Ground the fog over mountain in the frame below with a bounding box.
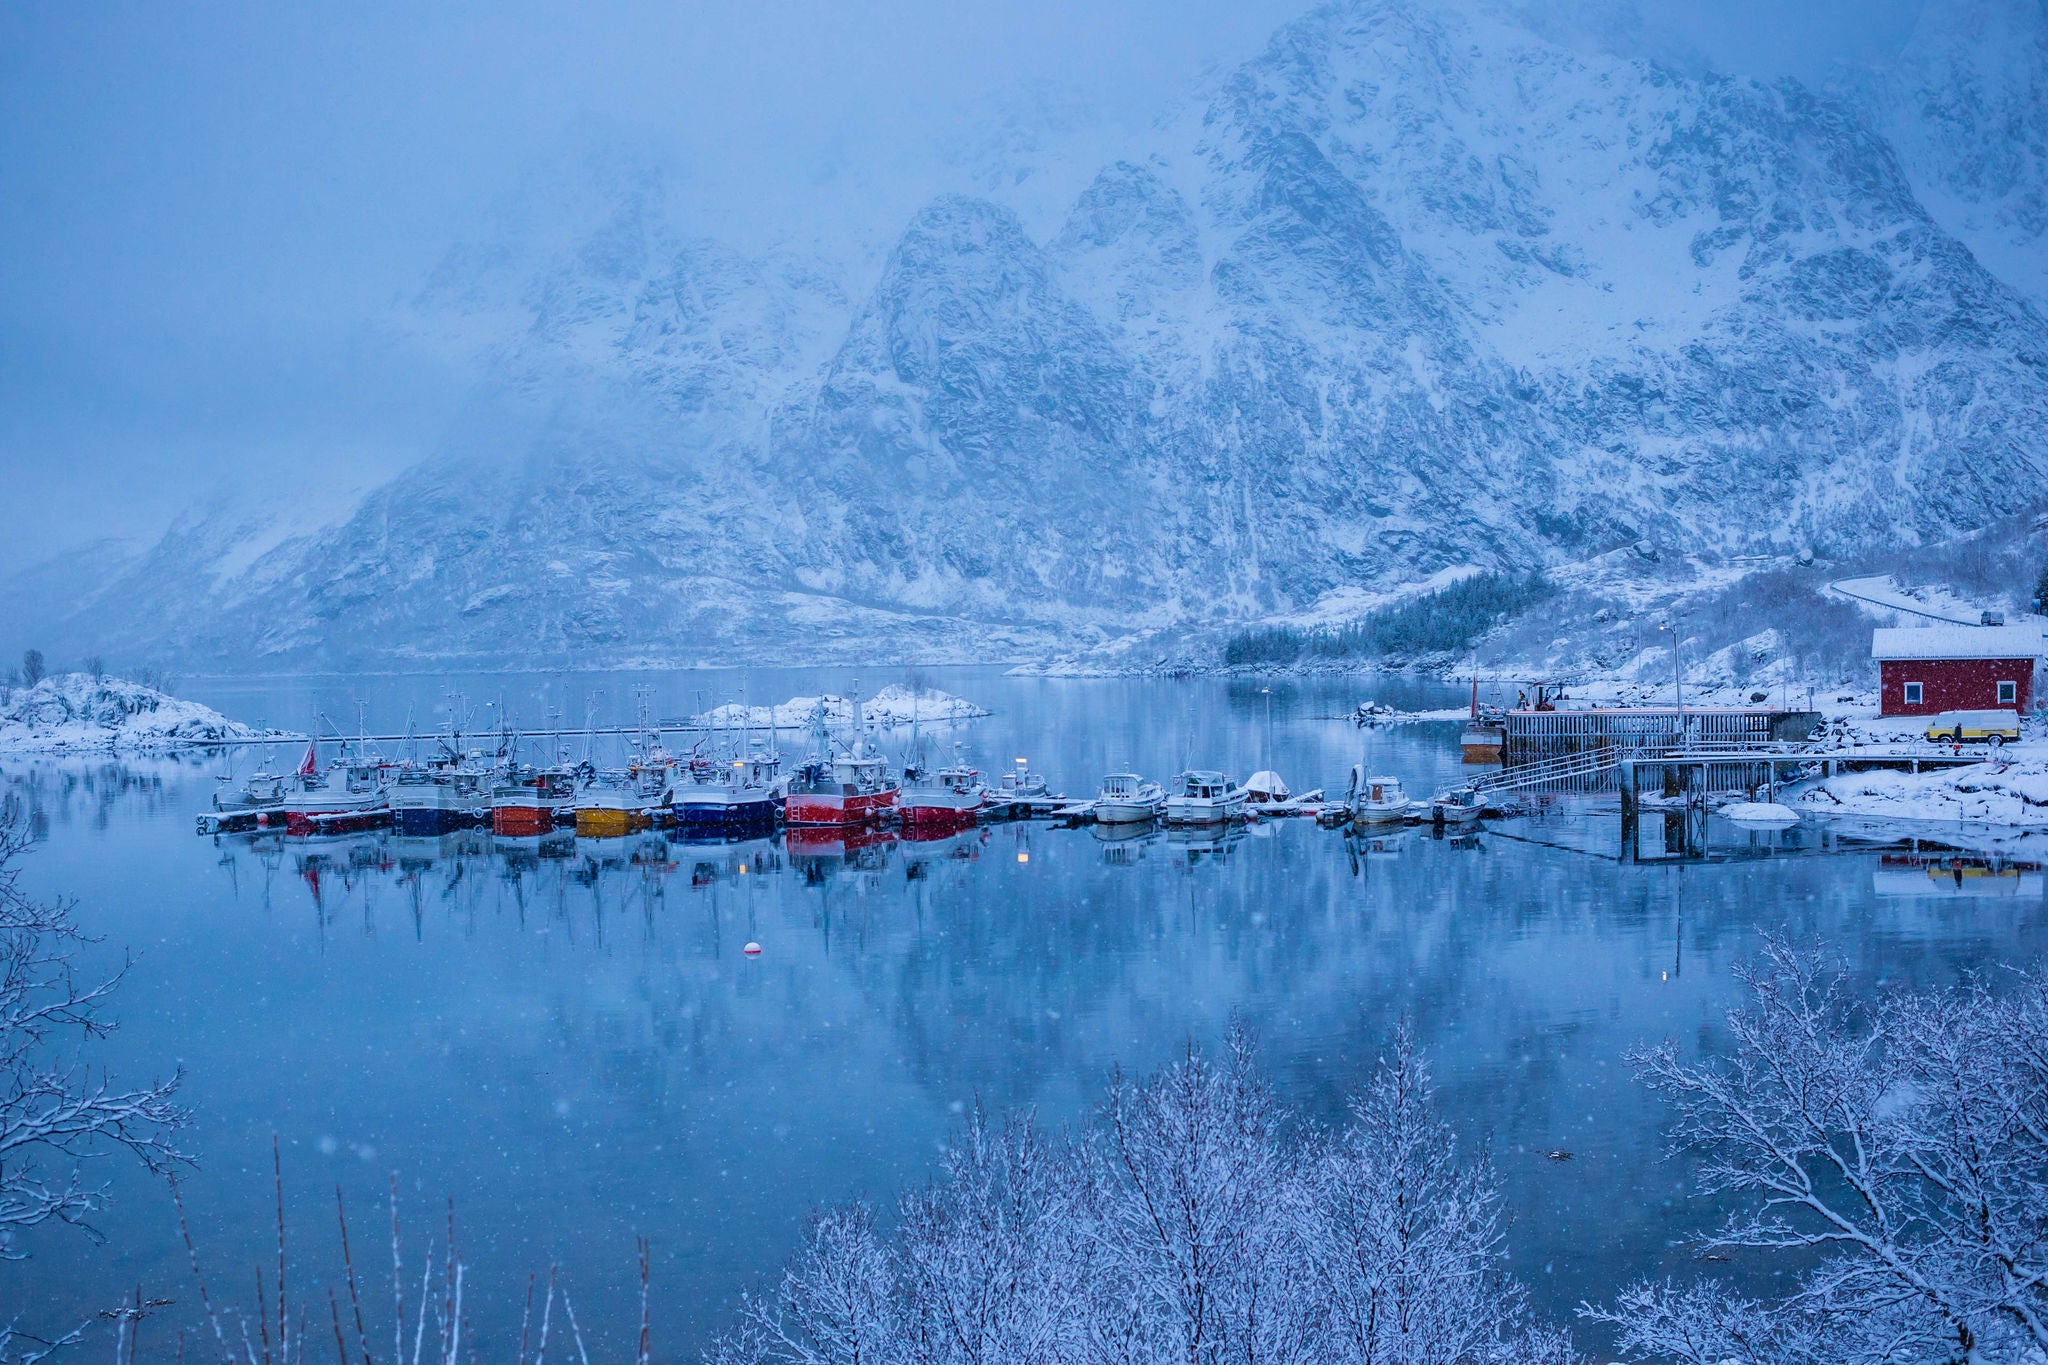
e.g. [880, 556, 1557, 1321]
[4, 0, 2043, 670]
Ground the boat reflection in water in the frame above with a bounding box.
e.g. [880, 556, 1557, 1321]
[204, 801, 1285, 915]
[1873, 851, 2044, 897]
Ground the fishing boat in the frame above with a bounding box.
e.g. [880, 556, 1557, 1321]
[389, 765, 491, 835]
[786, 753, 899, 826]
[784, 694, 900, 827]
[1354, 773, 1410, 825]
[1428, 786, 1483, 824]
[899, 762, 986, 828]
[574, 692, 682, 836]
[574, 762, 675, 837]
[490, 765, 580, 836]
[674, 750, 782, 833]
[278, 744, 392, 836]
[1095, 772, 1165, 824]
[1163, 770, 1246, 826]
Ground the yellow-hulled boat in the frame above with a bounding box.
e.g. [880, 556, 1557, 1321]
[573, 765, 672, 837]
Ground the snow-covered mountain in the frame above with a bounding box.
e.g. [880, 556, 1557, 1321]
[11, 0, 2048, 671]
[1837, 0, 2048, 305]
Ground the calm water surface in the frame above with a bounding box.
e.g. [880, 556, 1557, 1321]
[6, 668, 2046, 1357]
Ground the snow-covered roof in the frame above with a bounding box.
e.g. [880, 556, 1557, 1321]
[1870, 625, 2046, 661]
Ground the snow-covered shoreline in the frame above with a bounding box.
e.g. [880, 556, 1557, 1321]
[0, 673, 263, 754]
[1799, 757, 2048, 828]
[685, 684, 990, 730]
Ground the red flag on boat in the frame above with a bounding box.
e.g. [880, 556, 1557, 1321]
[298, 739, 318, 777]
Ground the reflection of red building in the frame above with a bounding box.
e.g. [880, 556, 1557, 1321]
[1872, 626, 2043, 717]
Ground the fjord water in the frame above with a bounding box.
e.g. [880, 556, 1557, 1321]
[6, 668, 2046, 1358]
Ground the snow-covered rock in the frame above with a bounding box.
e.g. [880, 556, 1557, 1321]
[0, 674, 261, 753]
[1800, 758, 2048, 827]
[1721, 801, 1802, 824]
[687, 685, 989, 731]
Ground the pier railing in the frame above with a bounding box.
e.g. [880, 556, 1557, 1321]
[1465, 741, 1816, 797]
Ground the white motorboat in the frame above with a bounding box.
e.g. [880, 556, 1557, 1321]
[1163, 770, 1246, 825]
[997, 758, 1051, 801]
[1428, 787, 1484, 824]
[1354, 773, 1411, 825]
[1096, 772, 1165, 824]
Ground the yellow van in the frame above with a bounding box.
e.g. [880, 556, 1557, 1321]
[1923, 710, 2022, 744]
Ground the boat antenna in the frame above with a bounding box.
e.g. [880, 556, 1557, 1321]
[909, 690, 921, 776]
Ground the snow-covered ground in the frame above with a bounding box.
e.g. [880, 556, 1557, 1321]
[1800, 757, 2048, 828]
[686, 684, 989, 730]
[0, 673, 262, 753]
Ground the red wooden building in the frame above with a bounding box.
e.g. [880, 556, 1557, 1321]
[1871, 625, 2044, 717]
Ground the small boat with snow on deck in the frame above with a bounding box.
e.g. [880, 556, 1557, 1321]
[1096, 772, 1165, 824]
[1353, 773, 1411, 825]
[995, 759, 1052, 803]
[1163, 770, 1246, 826]
[1428, 786, 1483, 825]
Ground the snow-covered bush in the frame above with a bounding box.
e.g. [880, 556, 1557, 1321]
[711, 1026, 1580, 1365]
[1587, 940, 2048, 1364]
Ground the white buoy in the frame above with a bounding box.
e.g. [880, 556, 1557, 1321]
[743, 941, 762, 955]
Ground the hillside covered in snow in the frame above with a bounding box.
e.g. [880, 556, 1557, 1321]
[6, 0, 2047, 671]
[0, 674, 262, 753]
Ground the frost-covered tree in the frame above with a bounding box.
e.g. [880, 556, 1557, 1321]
[1586, 940, 2048, 1365]
[708, 1026, 1581, 1365]
[1308, 1030, 1575, 1365]
[1, 796, 188, 1259]
[1091, 1026, 1311, 1365]
[0, 797, 188, 1364]
[18, 651, 43, 688]
[709, 1203, 901, 1365]
[896, 1108, 1090, 1365]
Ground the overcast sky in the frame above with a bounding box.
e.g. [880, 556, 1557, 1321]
[0, 0, 1928, 573]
